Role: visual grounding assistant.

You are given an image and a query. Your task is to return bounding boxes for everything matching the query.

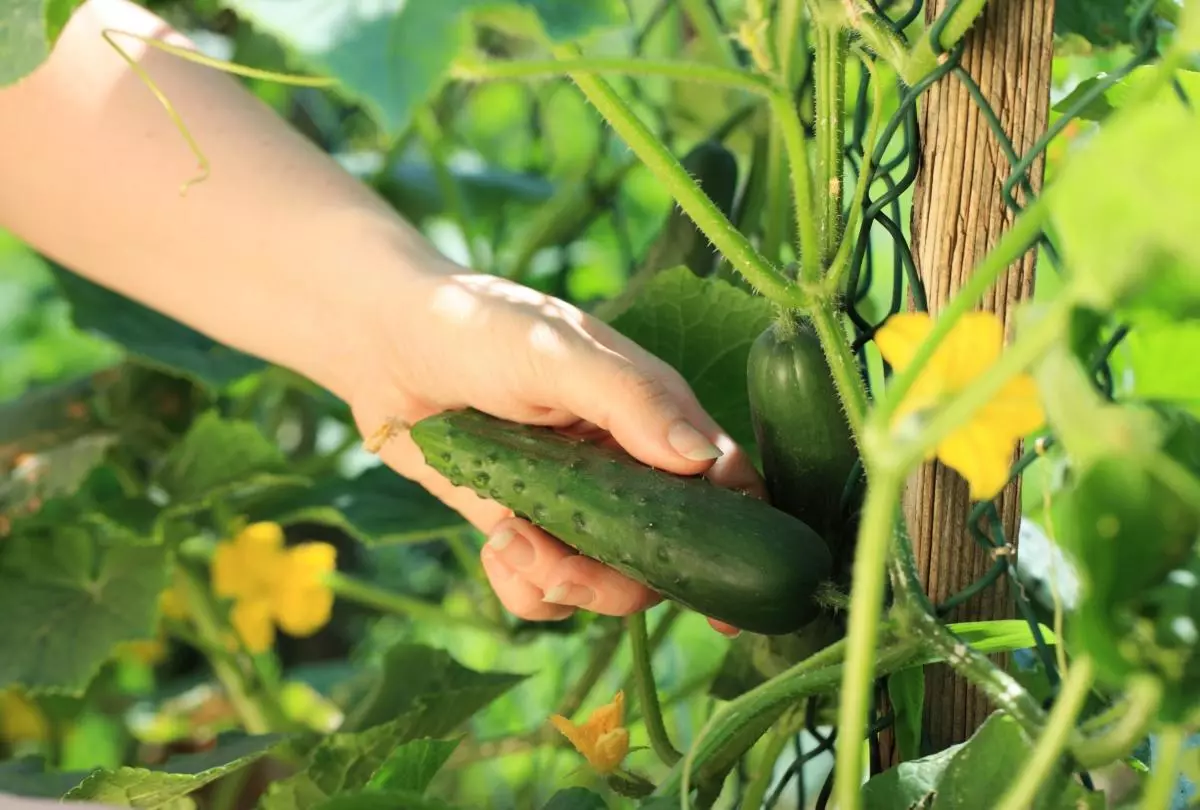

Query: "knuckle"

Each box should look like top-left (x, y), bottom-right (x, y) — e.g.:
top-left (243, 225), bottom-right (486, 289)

top-left (612, 361), bottom-right (672, 407)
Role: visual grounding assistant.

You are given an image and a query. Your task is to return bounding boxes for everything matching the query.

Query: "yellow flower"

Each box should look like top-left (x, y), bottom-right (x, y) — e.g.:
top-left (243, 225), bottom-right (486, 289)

top-left (211, 522), bottom-right (337, 653)
top-left (875, 311), bottom-right (1046, 500)
top-left (0, 688), bottom-right (48, 743)
top-left (549, 691), bottom-right (630, 775)
top-left (159, 574), bottom-right (190, 623)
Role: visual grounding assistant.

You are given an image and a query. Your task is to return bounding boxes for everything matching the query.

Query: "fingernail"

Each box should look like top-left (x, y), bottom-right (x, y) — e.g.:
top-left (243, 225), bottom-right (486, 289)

top-left (543, 583), bottom-right (595, 607)
top-left (667, 420), bottom-right (723, 461)
top-left (489, 529), bottom-right (534, 569)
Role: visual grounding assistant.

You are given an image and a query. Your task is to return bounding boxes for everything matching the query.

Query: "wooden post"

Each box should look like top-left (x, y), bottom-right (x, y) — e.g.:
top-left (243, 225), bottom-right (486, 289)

top-left (881, 0), bottom-right (1056, 763)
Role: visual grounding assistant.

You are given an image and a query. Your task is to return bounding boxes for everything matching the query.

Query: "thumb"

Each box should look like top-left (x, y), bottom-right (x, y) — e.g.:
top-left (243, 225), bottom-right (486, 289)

top-left (545, 346), bottom-right (731, 476)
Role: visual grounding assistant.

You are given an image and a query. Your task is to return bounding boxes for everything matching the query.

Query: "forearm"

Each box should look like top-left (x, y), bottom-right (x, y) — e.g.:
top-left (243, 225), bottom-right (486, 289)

top-left (0, 0), bottom-right (448, 402)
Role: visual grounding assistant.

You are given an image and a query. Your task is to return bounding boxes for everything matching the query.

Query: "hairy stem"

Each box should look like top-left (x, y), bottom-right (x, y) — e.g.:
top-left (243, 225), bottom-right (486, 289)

top-left (994, 656), bottom-right (1096, 810)
top-left (554, 44), bottom-right (796, 306)
top-left (832, 468), bottom-right (902, 810)
top-left (811, 302), bottom-right (871, 440)
top-left (902, 0), bottom-right (991, 84)
top-left (451, 57), bottom-right (773, 97)
top-left (769, 90), bottom-right (822, 289)
top-left (628, 612), bottom-right (681, 765)
top-left (814, 22), bottom-right (848, 264)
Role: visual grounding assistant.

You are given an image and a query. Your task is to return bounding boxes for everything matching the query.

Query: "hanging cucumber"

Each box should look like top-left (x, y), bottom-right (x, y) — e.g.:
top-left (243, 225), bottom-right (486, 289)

top-left (746, 315), bottom-right (861, 554)
top-left (410, 408), bottom-right (833, 635)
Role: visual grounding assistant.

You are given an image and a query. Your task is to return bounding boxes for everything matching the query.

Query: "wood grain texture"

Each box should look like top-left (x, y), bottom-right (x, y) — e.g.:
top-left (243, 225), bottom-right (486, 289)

top-left (878, 0), bottom-right (1056, 765)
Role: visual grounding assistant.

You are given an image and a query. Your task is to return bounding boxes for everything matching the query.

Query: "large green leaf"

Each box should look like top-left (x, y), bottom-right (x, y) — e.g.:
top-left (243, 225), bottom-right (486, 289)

top-left (542, 788), bottom-right (609, 810)
top-left (63, 734), bottom-right (284, 808)
top-left (863, 712), bottom-right (1102, 810)
top-left (51, 264), bottom-right (265, 389)
top-left (1048, 91), bottom-right (1200, 321)
top-left (364, 738), bottom-right (459, 793)
top-left (1052, 67), bottom-right (1200, 123)
top-left (219, 0), bottom-right (625, 139)
top-left (0, 757), bottom-right (90, 799)
top-left (0, 530), bottom-right (169, 692)
top-left (888, 666), bottom-right (925, 763)
top-left (313, 793), bottom-right (461, 810)
top-left (155, 411), bottom-right (292, 507)
top-left (608, 266), bottom-right (776, 451)
top-left (340, 642), bottom-right (526, 733)
top-left (248, 464), bottom-right (465, 546)
top-left (0, 0), bottom-right (82, 86)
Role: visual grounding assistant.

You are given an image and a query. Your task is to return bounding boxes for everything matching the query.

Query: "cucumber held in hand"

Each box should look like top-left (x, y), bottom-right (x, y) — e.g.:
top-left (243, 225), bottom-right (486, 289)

top-left (410, 408), bottom-right (833, 635)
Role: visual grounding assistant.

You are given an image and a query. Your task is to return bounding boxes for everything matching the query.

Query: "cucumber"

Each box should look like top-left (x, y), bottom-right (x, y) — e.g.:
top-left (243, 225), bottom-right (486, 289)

top-left (410, 408), bottom-right (833, 635)
top-left (746, 316), bottom-right (860, 553)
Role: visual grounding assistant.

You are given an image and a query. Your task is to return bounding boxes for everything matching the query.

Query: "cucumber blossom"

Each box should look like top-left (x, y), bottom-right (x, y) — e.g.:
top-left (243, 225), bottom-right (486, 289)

top-left (746, 317), bottom-right (860, 548)
top-left (410, 408), bottom-right (833, 635)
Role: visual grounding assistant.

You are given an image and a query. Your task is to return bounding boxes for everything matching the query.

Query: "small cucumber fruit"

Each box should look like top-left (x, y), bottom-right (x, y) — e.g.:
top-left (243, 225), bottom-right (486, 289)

top-left (410, 408), bottom-right (833, 635)
top-left (747, 317), bottom-right (860, 549)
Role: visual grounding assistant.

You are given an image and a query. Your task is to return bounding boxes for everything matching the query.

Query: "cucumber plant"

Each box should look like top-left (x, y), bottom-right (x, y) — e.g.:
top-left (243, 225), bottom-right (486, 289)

top-left (0, 2), bottom-right (1198, 810)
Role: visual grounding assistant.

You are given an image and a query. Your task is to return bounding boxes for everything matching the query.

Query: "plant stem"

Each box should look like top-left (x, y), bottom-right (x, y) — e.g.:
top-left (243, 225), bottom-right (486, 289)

top-left (871, 196), bottom-right (1050, 429)
top-left (828, 48), bottom-right (885, 293)
top-left (761, 124), bottom-right (790, 265)
top-left (452, 57), bottom-right (773, 97)
top-left (175, 568), bottom-right (272, 734)
top-left (558, 618), bottom-right (625, 719)
top-left (679, 0), bottom-right (739, 67)
top-left (902, 0), bottom-right (991, 84)
top-left (994, 656), bottom-right (1096, 810)
top-left (814, 22), bottom-right (848, 264)
top-left (774, 0), bottom-right (806, 86)
top-left (811, 302), bottom-right (870, 439)
top-left (628, 612), bottom-right (681, 765)
top-left (832, 467), bottom-right (902, 810)
top-left (1140, 726), bottom-right (1186, 810)
top-left (325, 572), bottom-right (504, 636)
top-left (739, 711), bottom-right (799, 810)
top-left (1071, 676), bottom-right (1163, 768)
top-left (769, 91), bottom-right (822, 288)
top-left (413, 106), bottom-right (483, 271)
top-left (554, 44), bottom-right (797, 306)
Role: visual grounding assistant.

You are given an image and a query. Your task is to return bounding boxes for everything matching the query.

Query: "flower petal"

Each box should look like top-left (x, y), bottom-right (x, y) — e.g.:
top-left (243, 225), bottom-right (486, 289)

top-left (937, 312), bottom-right (1003, 389)
top-left (591, 728), bottom-right (630, 773)
top-left (981, 373), bottom-right (1046, 438)
top-left (231, 598), bottom-right (275, 653)
top-left (284, 542), bottom-right (337, 584)
top-left (874, 313), bottom-right (933, 371)
top-left (550, 714), bottom-right (595, 757)
top-left (212, 523), bottom-right (285, 598)
top-left (936, 419), bottom-right (1017, 501)
top-left (274, 584), bottom-right (334, 637)
top-left (587, 691), bottom-right (625, 735)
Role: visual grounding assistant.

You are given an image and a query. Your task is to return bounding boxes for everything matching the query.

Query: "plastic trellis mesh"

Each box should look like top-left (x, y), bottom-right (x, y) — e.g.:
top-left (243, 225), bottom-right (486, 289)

top-left (740, 0), bottom-right (1195, 806)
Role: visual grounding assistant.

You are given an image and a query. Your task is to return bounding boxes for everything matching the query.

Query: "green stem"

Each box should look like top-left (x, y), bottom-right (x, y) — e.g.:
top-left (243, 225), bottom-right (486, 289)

top-left (902, 0), bottom-right (991, 84)
top-left (833, 2), bottom-right (911, 77)
top-left (814, 23), bottom-right (848, 264)
top-left (1071, 676), bottom-right (1163, 769)
top-left (871, 196), bottom-right (1051, 430)
top-left (994, 656), bottom-right (1096, 810)
top-left (679, 0), bottom-right (739, 67)
top-left (628, 613), bottom-right (681, 766)
top-left (832, 468), bottom-right (902, 810)
top-left (774, 0), bottom-right (806, 86)
top-left (175, 569), bottom-right (273, 734)
top-left (619, 604), bottom-right (683, 698)
top-left (739, 715), bottom-right (796, 810)
top-left (1140, 726), bottom-right (1186, 810)
top-left (761, 122), bottom-right (789, 264)
top-left (452, 57), bottom-right (772, 97)
top-left (557, 618), bottom-right (625, 719)
top-left (828, 47), bottom-right (885, 294)
top-left (897, 296), bottom-right (1072, 471)
top-left (769, 91), bottom-right (822, 288)
top-left (811, 302), bottom-right (870, 439)
top-left (553, 44), bottom-right (796, 306)
top-left (325, 572), bottom-right (505, 636)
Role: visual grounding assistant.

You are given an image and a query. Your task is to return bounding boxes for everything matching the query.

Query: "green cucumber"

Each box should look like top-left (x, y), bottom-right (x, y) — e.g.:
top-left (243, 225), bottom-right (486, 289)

top-left (410, 408), bottom-right (833, 635)
top-left (746, 316), bottom-right (860, 552)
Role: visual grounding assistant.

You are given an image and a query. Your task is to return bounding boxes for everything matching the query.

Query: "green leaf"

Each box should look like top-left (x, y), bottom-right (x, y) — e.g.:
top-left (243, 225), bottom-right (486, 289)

top-left (0, 0), bottom-right (79, 85)
top-left (888, 667), bottom-right (924, 762)
top-left (364, 738), bottom-right (460, 792)
top-left (63, 733), bottom-right (284, 808)
top-left (155, 411), bottom-right (291, 506)
top-left (219, 0), bottom-right (625, 139)
top-left (863, 712), bottom-right (1099, 810)
top-left (943, 620), bottom-right (1058, 656)
top-left (51, 264), bottom-right (265, 389)
top-left (340, 642), bottom-right (526, 733)
top-left (1052, 67), bottom-right (1200, 123)
top-left (1048, 91), bottom-right (1200, 321)
top-left (543, 787), bottom-right (609, 810)
top-left (608, 266), bottom-right (776, 451)
top-left (0, 757), bottom-right (91, 799)
top-left (1054, 0), bottom-right (1141, 47)
top-left (0, 530), bottom-right (169, 692)
top-left (248, 465), bottom-right (465, 545)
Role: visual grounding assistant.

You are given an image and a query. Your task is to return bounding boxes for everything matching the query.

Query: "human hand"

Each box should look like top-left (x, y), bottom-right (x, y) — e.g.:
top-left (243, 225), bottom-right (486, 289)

top-left (348, 268), bottom-right (765, 635)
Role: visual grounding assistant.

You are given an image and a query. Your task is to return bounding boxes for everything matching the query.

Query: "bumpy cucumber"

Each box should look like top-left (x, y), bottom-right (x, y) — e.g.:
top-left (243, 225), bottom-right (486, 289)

top-left (747, 317), bottom-right (860, 550)
top-left (410, 408), bottom-right (833, 635)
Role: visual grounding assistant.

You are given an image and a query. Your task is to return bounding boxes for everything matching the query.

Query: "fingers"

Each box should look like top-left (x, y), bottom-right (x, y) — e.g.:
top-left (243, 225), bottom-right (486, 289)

top-left (482, 517), bottom-right (662, 617)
